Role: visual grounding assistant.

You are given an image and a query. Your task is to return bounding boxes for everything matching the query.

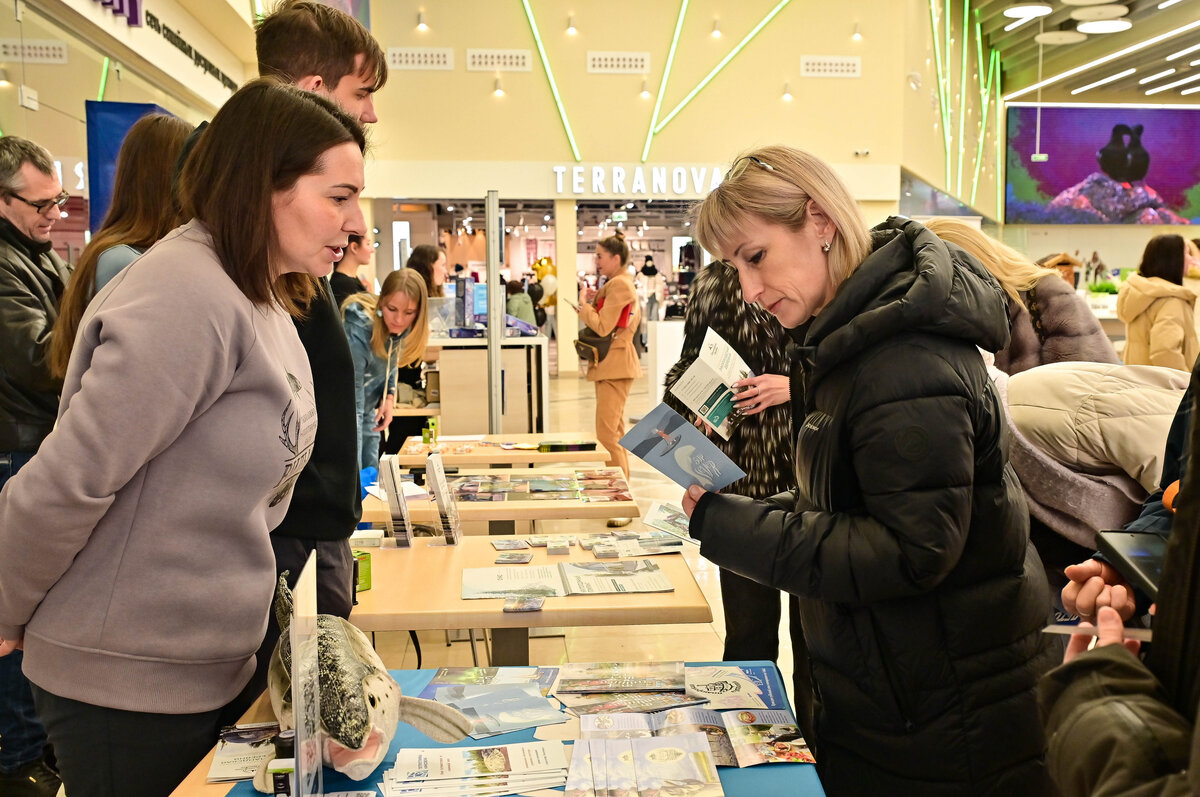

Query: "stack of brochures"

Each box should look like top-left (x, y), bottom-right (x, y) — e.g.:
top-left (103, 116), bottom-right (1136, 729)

top-left (567, 733), bottom-right (725, 796)
top-left (461, 559), bottom-right (674, 599)
top-left (380, 740), bottom-right (568, 796)
top-left (551, 661), bottom-right (707, 716)
top-left (205, 721), bottom-right (279, 783)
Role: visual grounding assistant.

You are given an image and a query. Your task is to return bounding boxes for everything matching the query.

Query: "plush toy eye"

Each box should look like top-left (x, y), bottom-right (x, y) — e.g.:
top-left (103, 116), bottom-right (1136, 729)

top-left (368, 694), bottom-right (377, 707)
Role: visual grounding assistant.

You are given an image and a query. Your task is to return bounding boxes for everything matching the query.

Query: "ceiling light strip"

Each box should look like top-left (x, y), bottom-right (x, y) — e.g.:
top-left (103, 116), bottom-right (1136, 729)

top-left (1158, 0), bottom-right (1183, 8)
top-left (97, 56), bottom-right (110, 101)
top-left (1071, 67), bottom-right (1137, 94)
top-left (1139, 67), bottom-right (1176, 83)
top-left (641, 0), bottom-right (689, 162)
top-left (1145, 71), bottom-right (1200, 94)
top-left (1005, 19), bottom-right (1200, 100)
top-left (1004, 15), bottom-right (1037, 33)
top-left (956, 0), bottom-right (971, 197)
top-left (653, 0), bottom-right (792, 135)
top-left (520, 0), bottom-right (582, 161)
top-left (971, 48), bottom-right (998, 207)
top-left (1166, 42), bottom-right (1200, 60)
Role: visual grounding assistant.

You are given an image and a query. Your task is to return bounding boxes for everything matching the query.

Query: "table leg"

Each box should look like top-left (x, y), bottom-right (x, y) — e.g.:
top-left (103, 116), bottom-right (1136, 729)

top-left (489, 519), bottom-right (516, 535)
top-left (489, 628), bottom-right (530, 665)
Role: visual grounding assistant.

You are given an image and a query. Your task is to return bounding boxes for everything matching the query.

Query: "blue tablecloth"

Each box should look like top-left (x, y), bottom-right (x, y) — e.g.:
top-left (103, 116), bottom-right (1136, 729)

top-left (225, 661), bottom-right (824, 796)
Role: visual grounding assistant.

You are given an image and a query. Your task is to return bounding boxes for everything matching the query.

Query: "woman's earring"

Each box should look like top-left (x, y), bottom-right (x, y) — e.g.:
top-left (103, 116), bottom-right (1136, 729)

top-left (821, 240), bottom-right (831, 253)
top-left (376, 309), bottom-right (383, 318)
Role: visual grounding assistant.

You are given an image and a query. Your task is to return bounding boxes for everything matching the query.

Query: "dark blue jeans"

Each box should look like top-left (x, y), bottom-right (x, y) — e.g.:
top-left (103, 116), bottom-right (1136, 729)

top-left (0, 450), bottom-right (48, 774)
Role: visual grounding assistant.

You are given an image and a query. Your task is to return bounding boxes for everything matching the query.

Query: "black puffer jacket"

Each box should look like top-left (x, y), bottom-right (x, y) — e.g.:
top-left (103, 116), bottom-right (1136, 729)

top-left (0, 218), bottom-right (71, 452)
top-left (691, 217), bottom-right (1056, 796)
top-left (663, 261), bottom-right (795, 499)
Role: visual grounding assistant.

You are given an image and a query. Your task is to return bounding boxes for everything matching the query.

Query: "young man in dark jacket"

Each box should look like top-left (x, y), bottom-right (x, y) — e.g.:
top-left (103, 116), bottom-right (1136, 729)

top-left (0, 135), bottom-right (70, 797)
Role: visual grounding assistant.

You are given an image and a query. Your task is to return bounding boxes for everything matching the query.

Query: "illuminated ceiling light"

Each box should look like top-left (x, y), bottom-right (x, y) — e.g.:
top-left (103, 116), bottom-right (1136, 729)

top-left (544, 214), bottom-right (551, 221)
top-left (781, 82), bottom-right (793, 101)
top-left (521, 0), bottom-right (582, 161)
top-left (1139, 67), bottom-right (1177, 83)
top-left (416, 11), bottom-right (428, 32)
top-left (566, 15), bottom-right (577, 35)
top-left (851, 22), bottom-right (862, 41)
top-left (446, 205), bottom-right (455, 211)
top-left (641, 0), bottom-right (689, 162)
top-left (1004, 16), bottom-right (1038, 32)
top-left (541, 224), bottom-right (548, 231)
top-left (640, 78), bottom-right (651, 98)
top-left (1004, 18), bottom-right (1200, 100)
top-left (1002, 3), bottom-right (1052, 18)
top-left (1158, 0), bottom-right (1184, 7)
top-left (1077, 19), bottom-right (1133, 33)
top-left (1070, 66), bottom-right (1136, 93)
top-left (1070, 4), bottom-right (1129, 21)
top-left (1167, 42), bottom-right (1200, 60)
top-left (1035, 30), bottom-right (1088, 44)
top-left (711, 19), bottom-right (721, 38)
top-left (655, 0), bottom-right (793, 135)
top-left (1182, 84), bottom-right (1200, 94)
top-left (96, 58), bottom-right (108, 100)
top-left (625, 202), bottom-right (635, 209)
top-left (1145, 71), bottom-right (1200, 93)
top-left (493, 77), bottom-right (504, 96)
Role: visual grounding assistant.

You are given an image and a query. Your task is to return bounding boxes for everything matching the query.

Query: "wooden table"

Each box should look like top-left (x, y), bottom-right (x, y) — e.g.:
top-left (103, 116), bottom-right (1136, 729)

top-left (362, 467), bottom-right (640, 528)
top-left (391, 433), bottom-right (609, 468)
top-left (350, 537), bottom-right (710, 666)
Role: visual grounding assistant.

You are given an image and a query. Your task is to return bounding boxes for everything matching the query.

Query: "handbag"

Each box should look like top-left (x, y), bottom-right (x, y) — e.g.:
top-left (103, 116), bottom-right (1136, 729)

top-left (575, 292), bottom-right (633, 366)
top-left (575, 325), bottom-right (617, 366)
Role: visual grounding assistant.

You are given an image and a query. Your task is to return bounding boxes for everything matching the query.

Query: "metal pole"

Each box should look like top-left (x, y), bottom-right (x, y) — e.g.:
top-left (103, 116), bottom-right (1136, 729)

top-left (485, 190), bottom-right (503, 433)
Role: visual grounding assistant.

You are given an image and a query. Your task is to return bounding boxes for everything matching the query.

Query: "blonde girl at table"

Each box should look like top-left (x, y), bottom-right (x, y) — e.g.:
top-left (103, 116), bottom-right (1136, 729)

top-left (342, 268), bottom-right (429, 471)
top-left (569, 231), bottom-right (642, 495)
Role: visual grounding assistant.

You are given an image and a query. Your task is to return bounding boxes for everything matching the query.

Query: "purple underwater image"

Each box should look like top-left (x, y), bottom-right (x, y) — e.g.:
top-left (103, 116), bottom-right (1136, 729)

top-left (1006, 105), bottom-right (1200, 225)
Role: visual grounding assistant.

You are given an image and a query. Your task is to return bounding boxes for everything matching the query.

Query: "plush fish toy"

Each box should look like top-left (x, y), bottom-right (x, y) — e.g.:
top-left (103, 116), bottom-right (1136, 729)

top-left (254, 574), bottom-right (471, 790)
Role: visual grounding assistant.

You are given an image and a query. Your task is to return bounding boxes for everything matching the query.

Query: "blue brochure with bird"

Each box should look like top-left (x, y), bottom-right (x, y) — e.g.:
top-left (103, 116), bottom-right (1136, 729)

top-left (620, 403), bottom-right (746, 492)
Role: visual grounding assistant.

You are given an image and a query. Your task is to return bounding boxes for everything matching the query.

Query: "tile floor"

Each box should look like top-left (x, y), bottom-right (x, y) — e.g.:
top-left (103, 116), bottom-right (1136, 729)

top-left (372, 369), bottom-right (797, 703)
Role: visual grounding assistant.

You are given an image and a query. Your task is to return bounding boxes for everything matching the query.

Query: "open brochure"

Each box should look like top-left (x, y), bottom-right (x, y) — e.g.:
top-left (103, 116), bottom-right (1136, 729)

top-left (580, 708), bottom-right (813, 768)
top-left (620, 403), bottom-right (746, 492)
top-left (416, 667), bottom-right (559, 700)
top-left (205, 722), bottom-right (279, 782)
top-left (432, 684), bottom-right (567, 738)
top-left (461, 560), bottom-right (674, 599)
top-left (642, 502), bottom-right (697, 543)
top-left (667, 328), bottom-right (753, 440)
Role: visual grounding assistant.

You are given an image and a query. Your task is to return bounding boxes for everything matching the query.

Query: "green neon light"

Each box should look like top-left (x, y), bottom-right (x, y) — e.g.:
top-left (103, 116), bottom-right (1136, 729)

top-left (653, 0), bottom-right (791, 135)
top-left (928, 1), bottom-right (952, 187)
top-left (975, 18), bottom-right (986, 94)
top-left (970, 49), bottom-right (997, 206)
top-left (521, 0), bottom-right (581, 161)
top-left (254, 0), bottom-right (265, 20)
top-left (956, 0), bottom-right (969, 197)
top-left (97, 56), bottom-right (110, 101)
top-left (642, 0), bottom-right (689, 163)
top-left (996, 64), bottom-right (1003, 222)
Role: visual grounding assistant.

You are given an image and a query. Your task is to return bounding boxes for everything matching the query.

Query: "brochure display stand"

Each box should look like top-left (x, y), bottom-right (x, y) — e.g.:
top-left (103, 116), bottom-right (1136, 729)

top-left (291, 553), bottom-right (323, 796)
top-left (426, 452), bottom-right (462, 545)
top-left (376, 454), bottom-right (414, 547)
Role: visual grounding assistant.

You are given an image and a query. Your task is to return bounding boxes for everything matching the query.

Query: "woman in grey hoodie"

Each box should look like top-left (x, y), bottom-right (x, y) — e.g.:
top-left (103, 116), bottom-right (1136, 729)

top-left (0, 81), bottom-right (367, 797)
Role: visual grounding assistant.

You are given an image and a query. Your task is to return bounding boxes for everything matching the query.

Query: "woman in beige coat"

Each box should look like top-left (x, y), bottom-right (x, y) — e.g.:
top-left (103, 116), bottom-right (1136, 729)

top-left (1117, 234), bottom-right (1199, 371)
top-left (571, 231), bottom-right (642, 495)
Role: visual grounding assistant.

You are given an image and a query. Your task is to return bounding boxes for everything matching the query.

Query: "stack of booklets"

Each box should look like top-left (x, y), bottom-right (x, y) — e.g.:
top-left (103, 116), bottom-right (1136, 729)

top-left (205, 721), bottom-right (279, 783)
top-left (380, 740), bottom-right (567, 796)
top-left (552, 662), bottom-right (708, 716)
top-left (566, 734), bottom-right (725, 796)
top-left (450, 468), bottom-right (632, 503)
top-left (461, 560), bottom-right (674, 599)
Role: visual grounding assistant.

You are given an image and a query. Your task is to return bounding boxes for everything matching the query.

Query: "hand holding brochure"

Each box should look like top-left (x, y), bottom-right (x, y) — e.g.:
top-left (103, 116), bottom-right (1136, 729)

top-left (668, 328), bottom-right (754, 439)
top-left (620, 403), bottom-right (746, 492)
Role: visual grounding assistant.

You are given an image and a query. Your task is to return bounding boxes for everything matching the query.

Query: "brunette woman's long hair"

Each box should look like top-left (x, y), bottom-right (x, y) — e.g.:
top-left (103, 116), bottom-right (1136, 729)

top-left (50, 113), bottom-right (194, 379)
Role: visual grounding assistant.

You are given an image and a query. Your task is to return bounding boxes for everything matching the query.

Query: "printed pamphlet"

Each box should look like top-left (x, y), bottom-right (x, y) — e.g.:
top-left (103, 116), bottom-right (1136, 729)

top-left (387, 739), bottom-right (567, 782)
top-left (431, 684), bottom-right (567, 738)
top-left (415, 667), bottom-right (559, 700)
top-left (461, 560), bottom-right (674, 600)
top-left (574, 734), bottom-right (724, 797)
top-left (206, 721), bottom-right (279, 782)
top-left (425, 451), bottom-right (460, 545)
top-left (555, 661), bottom-right (686, 694)
top-left (643, 501), bottom-right (698, 543)
top-left (620, 403), bottom-right (746, 492)
top-left (668, 327), bottom-right (753, 439)
top-left (581, 707), bottom-right (813, 768)
top-left (685, 665), bottom-right (769, 710)
top-left (556, 690), bottom-right (709, 716)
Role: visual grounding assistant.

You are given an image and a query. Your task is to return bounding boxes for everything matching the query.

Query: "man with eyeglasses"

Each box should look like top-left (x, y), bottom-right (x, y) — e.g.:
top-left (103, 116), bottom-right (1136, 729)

top-left (0, 135), bottom-right (70, 797)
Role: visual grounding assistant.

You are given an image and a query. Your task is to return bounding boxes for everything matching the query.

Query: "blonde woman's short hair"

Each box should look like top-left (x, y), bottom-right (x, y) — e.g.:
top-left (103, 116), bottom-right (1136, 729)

top-left (693, 145), bottom-right (872, 288)
top-left (922, 217), bottom-right (1058, 309)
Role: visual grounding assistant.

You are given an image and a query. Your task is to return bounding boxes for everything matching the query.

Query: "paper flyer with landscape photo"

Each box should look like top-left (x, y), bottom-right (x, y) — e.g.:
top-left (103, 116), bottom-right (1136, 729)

top-left (620, 403), bottom-right (746, 492)
top-left (461, 560), bottom-right (674, 600)
top-left (668, 328), bottom-right (753, 440)
top-left (555, 661), bottom-right (686, 694)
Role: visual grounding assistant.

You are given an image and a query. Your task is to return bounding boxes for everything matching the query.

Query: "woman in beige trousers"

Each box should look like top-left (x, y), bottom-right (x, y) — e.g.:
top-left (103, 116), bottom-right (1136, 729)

top-left (572, 232), bottom-right (642, 525)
